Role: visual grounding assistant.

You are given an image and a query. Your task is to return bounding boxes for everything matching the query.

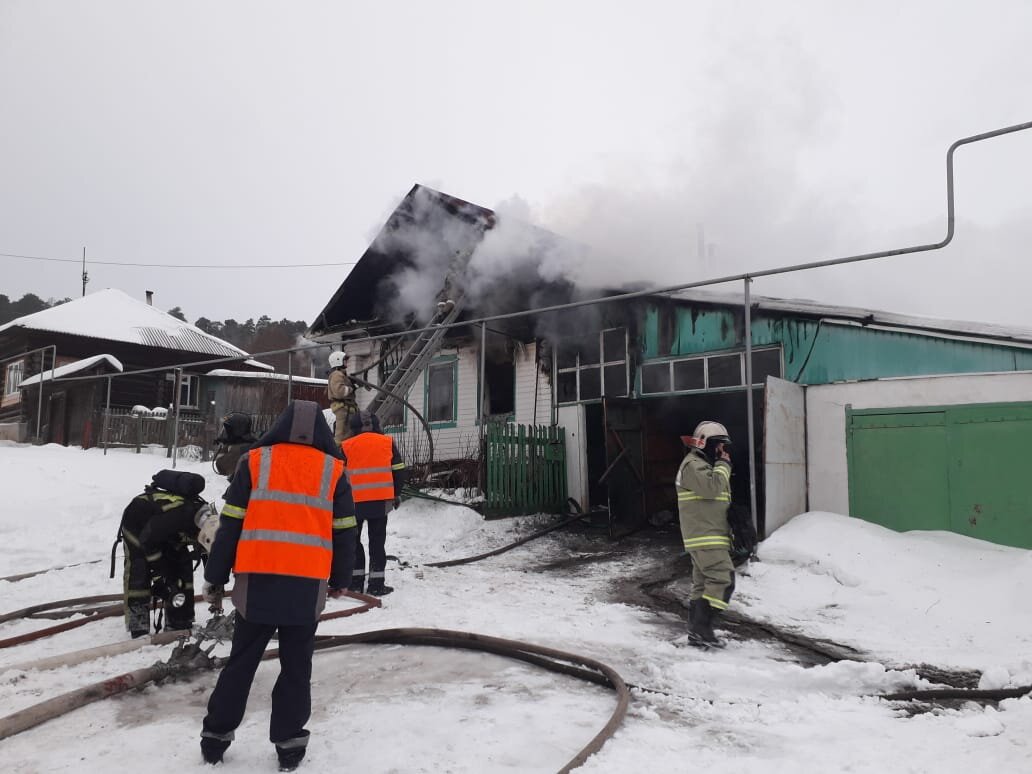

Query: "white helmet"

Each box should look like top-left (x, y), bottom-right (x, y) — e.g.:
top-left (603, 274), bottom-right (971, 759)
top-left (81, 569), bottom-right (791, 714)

top-left (328, 350), bottom-right (347, 368)
top-left (687, 421), bottom-right (730, 449)
top-left (194, 503), bottom-right (219, 554)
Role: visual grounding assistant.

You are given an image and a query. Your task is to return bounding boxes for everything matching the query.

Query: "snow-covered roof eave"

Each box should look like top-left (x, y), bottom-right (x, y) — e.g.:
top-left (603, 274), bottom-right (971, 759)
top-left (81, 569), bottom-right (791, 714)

top-left (206, 368), bottom-right (327, 385)
top-left (19, 354), bottom-right (124, 387)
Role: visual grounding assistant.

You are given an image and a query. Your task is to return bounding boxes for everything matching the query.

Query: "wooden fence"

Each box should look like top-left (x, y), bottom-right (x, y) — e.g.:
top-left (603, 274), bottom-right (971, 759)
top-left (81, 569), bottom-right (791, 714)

top-left (483, 423), bottom-right (567, 516)
top-left (95, 409), bottom-right (216, 455)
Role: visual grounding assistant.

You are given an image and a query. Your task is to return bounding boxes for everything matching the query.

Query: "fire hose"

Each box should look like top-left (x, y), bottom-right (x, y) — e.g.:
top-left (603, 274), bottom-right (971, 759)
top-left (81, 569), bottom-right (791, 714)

top-left (0, 621), bottom-right (629, 774)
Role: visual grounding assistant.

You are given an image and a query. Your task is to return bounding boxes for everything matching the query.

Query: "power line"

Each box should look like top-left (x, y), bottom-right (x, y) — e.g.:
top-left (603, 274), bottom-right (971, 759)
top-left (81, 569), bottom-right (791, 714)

top-left (0, 251), bottom-right (358, 269)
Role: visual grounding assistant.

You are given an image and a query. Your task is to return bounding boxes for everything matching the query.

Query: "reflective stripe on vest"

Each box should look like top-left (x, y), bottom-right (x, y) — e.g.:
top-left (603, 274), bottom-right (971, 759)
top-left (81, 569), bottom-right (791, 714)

top-left (342, 433), bottom-right (395, 502)
top-left (234, 444), bottom-right (344, 580)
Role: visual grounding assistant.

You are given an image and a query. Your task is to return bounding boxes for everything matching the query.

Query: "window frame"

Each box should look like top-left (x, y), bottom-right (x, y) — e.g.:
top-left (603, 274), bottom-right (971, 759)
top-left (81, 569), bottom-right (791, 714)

top-left (638, 346), bottom-right (783, 396)
top-left (424, 356), bottom-right (458, 428)
top-left (2, 360), bottom-right (25, 405)
top-left (178, 374), bottom-right (201, 409)
top-left (554, 327), bottom-right (630, 405)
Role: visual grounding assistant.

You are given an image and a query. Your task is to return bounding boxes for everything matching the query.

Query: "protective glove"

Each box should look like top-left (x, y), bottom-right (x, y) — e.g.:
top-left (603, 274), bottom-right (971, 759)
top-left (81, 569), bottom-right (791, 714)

top-left (202, 581), bottom-right (224, 605)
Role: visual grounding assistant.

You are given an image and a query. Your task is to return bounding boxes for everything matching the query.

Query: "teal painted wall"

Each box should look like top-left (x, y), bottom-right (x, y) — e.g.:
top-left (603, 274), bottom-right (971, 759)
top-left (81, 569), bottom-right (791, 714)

top-left (642, 303), bottom-right (1032, 385)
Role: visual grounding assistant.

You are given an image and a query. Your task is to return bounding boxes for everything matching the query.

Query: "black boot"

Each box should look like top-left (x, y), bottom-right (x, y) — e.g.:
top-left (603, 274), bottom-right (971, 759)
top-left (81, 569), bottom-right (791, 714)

top-left (688, 599), bottom-right (725, 648)
top-left (347, 576), bottom-right (365, 594)
top-left (366, 580), bottom-right (394, 596)
top-left (276, 745), bottom-right (306, 772)
top-left (200, 737), bottom-right (230, 765)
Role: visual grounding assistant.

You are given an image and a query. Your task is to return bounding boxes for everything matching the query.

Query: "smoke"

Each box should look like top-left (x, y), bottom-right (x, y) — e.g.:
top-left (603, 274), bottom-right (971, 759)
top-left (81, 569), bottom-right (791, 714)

top-left (535, 42), bottom-right (854, 293)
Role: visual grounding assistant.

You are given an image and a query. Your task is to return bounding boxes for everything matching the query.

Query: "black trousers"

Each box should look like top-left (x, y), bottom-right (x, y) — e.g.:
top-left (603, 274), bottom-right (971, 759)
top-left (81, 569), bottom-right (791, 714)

top-left (203, 614), bottom-right (318, 746)
top-left (123, 542), bottom-right (195, 635)
top-left (354, 515), bottom-right (388, 580)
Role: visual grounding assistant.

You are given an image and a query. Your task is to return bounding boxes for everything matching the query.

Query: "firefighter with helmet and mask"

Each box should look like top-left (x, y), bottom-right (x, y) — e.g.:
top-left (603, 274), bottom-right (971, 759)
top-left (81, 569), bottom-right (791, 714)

top-left (675, 420), bottom-right (735, 647)
top-left (327, 350), bottom-right (358, 444)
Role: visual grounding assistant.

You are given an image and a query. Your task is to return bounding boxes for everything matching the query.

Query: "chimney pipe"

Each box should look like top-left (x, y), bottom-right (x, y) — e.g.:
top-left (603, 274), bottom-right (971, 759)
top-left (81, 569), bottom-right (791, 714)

top-left (146, 291), bottom-right (153, 306)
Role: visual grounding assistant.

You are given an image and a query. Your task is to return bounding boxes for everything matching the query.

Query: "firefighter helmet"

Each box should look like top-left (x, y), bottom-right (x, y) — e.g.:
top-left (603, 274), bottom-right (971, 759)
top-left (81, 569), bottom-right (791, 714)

top-left (689, 420), bottom-right (730, 449)
top-left (328, 350), bottom-right (347, 368)
top-left (194, 502), bottom-right (219, 554)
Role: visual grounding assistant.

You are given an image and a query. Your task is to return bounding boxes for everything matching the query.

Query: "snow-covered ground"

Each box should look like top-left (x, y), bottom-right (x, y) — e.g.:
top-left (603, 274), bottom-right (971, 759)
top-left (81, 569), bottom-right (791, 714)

top-left (2, 442), bottom-right (1031, 773)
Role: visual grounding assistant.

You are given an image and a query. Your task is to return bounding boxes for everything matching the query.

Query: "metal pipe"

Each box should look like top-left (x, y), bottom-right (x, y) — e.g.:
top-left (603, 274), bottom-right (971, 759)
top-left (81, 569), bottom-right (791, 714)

top-left (743, 278), bottom-right (759, 537)
top-left (479, 321), bottom-right (487, 443)
top-left (13, 344), bottom-right (59, 442)
top-left (286, 352), bottom-right (293, 407)
top-left (170, 367), bottom-right (183, 468)
top-left (101, 375), bottom-right (112, 454)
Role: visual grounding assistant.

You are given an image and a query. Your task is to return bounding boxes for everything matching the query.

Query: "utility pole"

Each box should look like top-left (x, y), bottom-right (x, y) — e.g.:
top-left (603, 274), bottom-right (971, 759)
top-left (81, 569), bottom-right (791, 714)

top-left (81, 246), bottom-right (89, 297)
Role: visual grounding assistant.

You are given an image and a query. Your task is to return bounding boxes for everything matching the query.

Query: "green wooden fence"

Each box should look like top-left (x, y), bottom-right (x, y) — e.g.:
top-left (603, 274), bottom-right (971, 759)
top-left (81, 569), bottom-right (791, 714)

top-left (484, 423), bottom-right (567, 516)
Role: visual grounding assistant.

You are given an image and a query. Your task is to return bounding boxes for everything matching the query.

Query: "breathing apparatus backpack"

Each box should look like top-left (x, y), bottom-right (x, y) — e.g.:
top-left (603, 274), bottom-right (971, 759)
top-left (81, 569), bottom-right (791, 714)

top-left (109, 470), bottom-right (210, 578)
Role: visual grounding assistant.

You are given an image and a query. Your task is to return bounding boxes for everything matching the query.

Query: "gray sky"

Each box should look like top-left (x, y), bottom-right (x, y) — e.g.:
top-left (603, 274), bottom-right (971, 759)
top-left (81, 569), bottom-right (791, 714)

top-left (2, 1), bottom-right (1031, 328)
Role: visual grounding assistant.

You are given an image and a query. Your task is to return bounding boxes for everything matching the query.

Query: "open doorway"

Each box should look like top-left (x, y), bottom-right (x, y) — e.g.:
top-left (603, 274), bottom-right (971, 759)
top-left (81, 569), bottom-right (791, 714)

top-left (584, 389), bottom-right (767, 536)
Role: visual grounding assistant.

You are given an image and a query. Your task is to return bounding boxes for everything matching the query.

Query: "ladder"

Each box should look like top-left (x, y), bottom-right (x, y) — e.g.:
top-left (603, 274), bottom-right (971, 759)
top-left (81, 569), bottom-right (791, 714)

top-left (369, 289), bottom-right (465, 422)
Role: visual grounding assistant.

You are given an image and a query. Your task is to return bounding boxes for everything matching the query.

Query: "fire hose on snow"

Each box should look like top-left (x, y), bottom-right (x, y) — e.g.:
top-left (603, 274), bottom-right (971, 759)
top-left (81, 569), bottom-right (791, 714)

top-left (0, 614), bottom-right (630, 774)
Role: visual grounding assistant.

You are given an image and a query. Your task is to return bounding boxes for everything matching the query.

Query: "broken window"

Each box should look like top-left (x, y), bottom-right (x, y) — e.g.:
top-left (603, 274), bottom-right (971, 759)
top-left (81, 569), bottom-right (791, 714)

top-left (481, 358), bottom-right (515, 417)
top-left (555, 327), bottom-right (628, 404)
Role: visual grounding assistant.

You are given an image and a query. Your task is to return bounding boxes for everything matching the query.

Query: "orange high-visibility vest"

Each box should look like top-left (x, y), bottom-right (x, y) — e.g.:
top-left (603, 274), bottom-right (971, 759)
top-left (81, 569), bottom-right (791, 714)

top-left (342, 433), bottom-right (395, 502)
top-left (234, 444), bottom-right (344, 580)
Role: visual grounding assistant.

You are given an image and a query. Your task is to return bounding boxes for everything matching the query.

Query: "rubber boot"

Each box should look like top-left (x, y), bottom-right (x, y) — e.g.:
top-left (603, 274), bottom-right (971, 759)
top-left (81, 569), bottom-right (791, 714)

top-left (347, 575), bottom-right (365, 594)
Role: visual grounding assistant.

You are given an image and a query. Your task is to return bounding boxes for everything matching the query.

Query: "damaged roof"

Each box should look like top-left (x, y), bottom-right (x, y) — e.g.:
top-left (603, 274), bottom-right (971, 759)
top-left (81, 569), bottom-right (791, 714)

top-left (307, 185), bottom-right (495, 342)
top-left (309, 184), bottom-right (1032, 351)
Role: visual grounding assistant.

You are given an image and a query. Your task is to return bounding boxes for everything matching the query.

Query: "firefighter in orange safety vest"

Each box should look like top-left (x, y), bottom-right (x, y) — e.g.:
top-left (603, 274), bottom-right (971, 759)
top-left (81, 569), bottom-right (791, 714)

top-left (199, 400), bottom-right (357, 771)
top-left (341, 410), bottom-right (408, 596)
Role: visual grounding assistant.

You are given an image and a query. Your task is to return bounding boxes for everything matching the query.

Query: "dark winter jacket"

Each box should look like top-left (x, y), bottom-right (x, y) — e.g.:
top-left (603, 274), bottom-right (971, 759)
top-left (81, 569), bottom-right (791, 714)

top-left (345, 411), bottom-right (408, 519)
top-left (204, 400), bottom-right (357, 625)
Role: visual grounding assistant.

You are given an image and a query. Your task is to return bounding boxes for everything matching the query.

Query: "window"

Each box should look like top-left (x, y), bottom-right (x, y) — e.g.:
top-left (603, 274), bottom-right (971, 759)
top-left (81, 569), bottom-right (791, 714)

top-left (639, 347), bottom-right (782, 395)
top-left (3, 363), bottom-right (24, 400)
top-left (555, 328), bottom-right (628, 404)
top-left (425, 358), bottom-right (457, 425)
top-left (179, 375), bottom-right (200, 408)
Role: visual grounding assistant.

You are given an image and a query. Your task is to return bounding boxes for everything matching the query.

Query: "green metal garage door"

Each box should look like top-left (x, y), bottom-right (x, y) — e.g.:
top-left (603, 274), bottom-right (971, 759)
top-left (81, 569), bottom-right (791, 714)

top-left (847, 402), bottom-right (1032, 549)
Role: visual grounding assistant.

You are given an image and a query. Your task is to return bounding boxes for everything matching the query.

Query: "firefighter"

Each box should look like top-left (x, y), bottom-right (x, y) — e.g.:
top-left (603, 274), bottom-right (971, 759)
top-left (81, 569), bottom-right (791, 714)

top-left (116, 469), bottom-right (211, 638)
top-left (199, 400), bottom-right (357, 770)
top-left (675, 420), bottom-right (734, 647)
top-left (212, 411), bottom-right (257, 478)
top-left (341, 410), bottom-right (407, 596)
top-left (327, 349), bottom-right (358, 444)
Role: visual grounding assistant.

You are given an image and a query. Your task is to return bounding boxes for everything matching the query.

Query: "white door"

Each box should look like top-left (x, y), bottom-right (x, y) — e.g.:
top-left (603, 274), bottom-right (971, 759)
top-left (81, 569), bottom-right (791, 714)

top-left (763, 376), bottom-right (807, 535)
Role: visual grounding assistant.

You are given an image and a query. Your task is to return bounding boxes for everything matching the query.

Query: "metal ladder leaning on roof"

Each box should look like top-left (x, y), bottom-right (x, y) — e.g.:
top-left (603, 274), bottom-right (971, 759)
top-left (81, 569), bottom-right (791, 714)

top-left (368, 280), bottom-right (466, 424)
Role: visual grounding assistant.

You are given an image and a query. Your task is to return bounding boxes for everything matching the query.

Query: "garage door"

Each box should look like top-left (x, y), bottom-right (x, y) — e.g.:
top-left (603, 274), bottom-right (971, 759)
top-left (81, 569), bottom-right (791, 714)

top-left (847, 402), bottom-right (1032, 549)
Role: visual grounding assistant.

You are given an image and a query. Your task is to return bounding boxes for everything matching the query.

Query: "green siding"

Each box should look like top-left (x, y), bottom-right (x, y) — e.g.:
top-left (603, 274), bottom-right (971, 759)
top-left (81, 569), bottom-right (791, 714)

top-left (642, 303), bottom-right (1032, 385)
top-left (847, 403), bottom-right (1032, 549)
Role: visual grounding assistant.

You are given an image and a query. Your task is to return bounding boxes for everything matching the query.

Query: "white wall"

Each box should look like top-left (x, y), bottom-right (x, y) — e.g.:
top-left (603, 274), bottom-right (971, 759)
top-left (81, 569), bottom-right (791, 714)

top-left (365, 341), bottom-right (558, 465)
top-left (807, 371), bottom-right (1032, 515)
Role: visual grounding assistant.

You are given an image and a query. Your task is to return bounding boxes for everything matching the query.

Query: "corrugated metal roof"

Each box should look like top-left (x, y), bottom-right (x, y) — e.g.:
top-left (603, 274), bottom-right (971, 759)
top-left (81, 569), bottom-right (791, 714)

top-left (0, 289), bottom-right (249, 358)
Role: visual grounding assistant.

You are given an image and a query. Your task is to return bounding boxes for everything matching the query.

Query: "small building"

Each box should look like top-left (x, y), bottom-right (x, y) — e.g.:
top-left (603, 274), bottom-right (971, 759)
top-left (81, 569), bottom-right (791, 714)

top-left (0, 288), bottom-right (268, 445)
top-left (309, 184), bottom-right (1032, 548)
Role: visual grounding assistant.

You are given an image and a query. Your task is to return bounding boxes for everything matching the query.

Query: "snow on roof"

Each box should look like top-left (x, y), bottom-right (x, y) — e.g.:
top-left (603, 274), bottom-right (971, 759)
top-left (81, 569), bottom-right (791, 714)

top-left (666, 288), bottom-right (1032, 346)
top-left (0, 288), bottom-right (250, 358)
top-left (207, 369), bottom-right (327, 385)
top-left (19, 354), bottom-right (123, 387)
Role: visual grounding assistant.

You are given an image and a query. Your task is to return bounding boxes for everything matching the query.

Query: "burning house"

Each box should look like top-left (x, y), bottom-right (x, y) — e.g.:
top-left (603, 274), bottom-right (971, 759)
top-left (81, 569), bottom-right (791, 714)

top-left (309, 184), bottom-right (1032, 548)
